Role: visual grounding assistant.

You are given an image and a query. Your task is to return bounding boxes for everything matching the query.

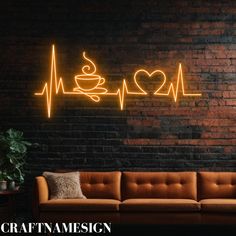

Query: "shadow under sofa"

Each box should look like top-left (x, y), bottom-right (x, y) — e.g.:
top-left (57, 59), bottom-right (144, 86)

top-left (33, 171), bottom-right (236, 224)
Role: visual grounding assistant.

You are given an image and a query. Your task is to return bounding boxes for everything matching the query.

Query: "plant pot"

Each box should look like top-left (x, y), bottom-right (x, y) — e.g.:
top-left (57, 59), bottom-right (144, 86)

top-left (8, 181), bottom-right (16, 190)
top-left (14, 186), bottom-right (20, 191)
top-left (0, 180), bottom-right (7, 191)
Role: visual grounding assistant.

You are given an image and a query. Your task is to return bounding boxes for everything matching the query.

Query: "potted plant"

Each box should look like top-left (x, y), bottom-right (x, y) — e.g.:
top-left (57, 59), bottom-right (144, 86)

top-left (0, 128), bottom-right (34, 190)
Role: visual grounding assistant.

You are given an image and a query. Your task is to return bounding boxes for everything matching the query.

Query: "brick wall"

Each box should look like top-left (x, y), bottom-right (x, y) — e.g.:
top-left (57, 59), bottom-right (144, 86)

top-left (1, 0), bottom-right (236, 183)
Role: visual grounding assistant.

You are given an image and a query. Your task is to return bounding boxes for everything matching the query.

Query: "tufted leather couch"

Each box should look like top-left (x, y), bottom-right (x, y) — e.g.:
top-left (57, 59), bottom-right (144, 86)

top-left (33, 171), bottom-right (236, 224)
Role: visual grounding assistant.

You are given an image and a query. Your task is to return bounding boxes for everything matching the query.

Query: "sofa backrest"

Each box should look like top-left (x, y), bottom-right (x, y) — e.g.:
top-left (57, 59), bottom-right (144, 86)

top-left (122, 172), bottom-right (197, 200)
top-left (198, 172), bottom-right (236, 199)
top-left (80, 171), bottom-right (121, 200)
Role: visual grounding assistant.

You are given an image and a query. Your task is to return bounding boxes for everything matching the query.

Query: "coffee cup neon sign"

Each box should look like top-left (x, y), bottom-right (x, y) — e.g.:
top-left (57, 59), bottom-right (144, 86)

top-left (35, 45), bottom-right (202, 118)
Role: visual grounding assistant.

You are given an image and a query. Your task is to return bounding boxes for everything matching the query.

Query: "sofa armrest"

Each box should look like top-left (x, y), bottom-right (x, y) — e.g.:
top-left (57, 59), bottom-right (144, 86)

top-left (35, 176), bottom-right (49, 203)
top-left (32, 176), bottom-right (49, 220)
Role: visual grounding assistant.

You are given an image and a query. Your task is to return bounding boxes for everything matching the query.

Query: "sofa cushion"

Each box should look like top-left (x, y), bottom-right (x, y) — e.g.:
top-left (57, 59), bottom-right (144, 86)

top-left (80, 172), bottom-right (121, 200)
top-left (198, 172), bottom-right (236, 200)
top-left (200, 199), bottom-right (236, 213)
top-left (40, 199), bottom-right (120, 212)
top-left (120, 199), bottom-right (200, 212)
top-left (43, 172), bottom-right (86, 200)
top-left (122, 172), bottom-right (197, 200)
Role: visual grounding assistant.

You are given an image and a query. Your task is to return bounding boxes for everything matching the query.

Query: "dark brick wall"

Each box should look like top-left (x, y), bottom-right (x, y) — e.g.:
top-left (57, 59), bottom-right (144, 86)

top-left (1, 0), bottom-right (236, 183)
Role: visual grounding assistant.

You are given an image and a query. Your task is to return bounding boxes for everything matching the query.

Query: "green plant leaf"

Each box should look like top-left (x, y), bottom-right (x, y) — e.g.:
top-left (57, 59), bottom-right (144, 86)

top-left (22, 141), bottom-right (32, 146)
top-left (7, 129), bottom-right (23, 140)
top-left (0, 128), bottom-right (36, 185)
top-left (9, 141), bottom-right (27, 153)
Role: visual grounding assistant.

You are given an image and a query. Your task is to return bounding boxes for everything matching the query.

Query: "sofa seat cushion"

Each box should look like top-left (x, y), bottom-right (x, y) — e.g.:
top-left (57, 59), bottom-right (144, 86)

top-left (200, 199), bottom-right (236, 213)
top-left (120, 199), bottom-right (200, 212)
top-left (40, 199), bottom-right (120, 212)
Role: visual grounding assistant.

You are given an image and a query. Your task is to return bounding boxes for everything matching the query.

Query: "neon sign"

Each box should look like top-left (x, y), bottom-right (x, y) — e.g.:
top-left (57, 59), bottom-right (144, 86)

top-left (35, 45), bottom-right (202, 118)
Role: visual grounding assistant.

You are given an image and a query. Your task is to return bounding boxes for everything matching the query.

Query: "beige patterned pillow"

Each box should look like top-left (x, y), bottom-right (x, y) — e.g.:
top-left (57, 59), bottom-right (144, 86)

top-left (43, 171), bottom-right (86, 199)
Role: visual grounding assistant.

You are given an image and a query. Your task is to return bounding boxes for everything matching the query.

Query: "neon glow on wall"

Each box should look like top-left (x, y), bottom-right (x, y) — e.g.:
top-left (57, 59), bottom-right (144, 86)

top-left (35, 45), bottom-right (202, 118)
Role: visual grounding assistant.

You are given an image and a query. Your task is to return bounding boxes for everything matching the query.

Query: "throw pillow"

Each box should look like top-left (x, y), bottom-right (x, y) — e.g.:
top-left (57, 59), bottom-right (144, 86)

top-left (43, 171), bottom-right (86, 200)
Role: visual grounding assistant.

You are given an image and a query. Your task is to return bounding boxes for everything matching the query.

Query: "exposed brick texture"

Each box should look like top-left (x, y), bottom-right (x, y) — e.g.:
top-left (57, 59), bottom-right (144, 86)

top-left (1, 0), bottom-right (236, 184)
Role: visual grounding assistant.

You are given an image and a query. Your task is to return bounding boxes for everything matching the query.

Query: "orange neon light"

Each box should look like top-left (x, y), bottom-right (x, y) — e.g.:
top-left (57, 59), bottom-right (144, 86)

top-left (133, 65), bottom-right (202, 101)
top-left (35, 45), bottom-right (202, 118)
top-left (154, 63), bottom-right (202, 101)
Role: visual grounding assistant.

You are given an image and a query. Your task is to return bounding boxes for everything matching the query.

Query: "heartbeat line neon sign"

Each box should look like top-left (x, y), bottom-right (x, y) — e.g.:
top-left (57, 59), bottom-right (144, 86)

top-left (35, 45), bottom-right (202, 118)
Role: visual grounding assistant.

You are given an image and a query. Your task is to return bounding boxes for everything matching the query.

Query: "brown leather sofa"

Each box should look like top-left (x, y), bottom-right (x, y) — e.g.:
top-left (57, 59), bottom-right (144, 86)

top-left (34, 171), bottom-right (236, 224)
